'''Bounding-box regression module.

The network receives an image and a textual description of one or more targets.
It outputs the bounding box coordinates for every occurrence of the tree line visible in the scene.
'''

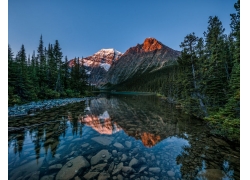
[8,36,90,106]
[114,0,240,141]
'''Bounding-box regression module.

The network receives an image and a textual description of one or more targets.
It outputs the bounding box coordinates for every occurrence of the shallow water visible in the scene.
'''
[8,94,240,180]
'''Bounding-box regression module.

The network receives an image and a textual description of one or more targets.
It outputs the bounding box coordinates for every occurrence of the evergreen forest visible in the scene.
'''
[8,36,90,106]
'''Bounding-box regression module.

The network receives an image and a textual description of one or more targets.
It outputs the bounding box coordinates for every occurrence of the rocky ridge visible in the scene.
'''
[68,37,180,87]
[69,48,122,85]
[98,37,181,86]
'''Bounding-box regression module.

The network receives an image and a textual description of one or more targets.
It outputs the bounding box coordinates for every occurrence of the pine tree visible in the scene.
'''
[37,35,47,89]
[202,16,228,109]
[8,45,20,104]
[15,45,35,101]
[62,56,70,91]
[53,40,63,92]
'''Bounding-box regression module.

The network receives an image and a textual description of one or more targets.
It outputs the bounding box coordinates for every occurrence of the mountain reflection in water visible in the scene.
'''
[8,94,240,180]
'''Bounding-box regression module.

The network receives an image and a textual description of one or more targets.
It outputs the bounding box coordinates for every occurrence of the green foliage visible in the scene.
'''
[8,36,90,106]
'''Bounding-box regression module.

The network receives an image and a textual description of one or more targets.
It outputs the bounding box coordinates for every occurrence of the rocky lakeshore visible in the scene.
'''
[8,97,95,118]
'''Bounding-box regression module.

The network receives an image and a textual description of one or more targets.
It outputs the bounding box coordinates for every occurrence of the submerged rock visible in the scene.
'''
[49,164,62,170]
[121,154,128,162]
[117,174,124,180]
[112,162,124,175]
[91,163,107,171]
[129,158,138,167]
[113,142,124,149]
[83,171,100,180]
[108,162,114,173]
[55,156,90,180]
[91,150,111,165]
[149,167,161,173]
[125,141,132,148]
[98,172,110,180]
[91,136,114,146]
[40,175,55,180]
[167,170,175,177]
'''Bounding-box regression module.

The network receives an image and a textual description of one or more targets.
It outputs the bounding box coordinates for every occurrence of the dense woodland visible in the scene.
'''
[112,1,240,142]
[8,37,90,106]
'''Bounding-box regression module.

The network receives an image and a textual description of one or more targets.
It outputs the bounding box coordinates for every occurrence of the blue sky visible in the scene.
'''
[8,0,237,60]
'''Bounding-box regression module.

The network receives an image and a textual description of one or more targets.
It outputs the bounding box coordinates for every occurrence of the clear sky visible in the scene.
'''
[8,0,237,60]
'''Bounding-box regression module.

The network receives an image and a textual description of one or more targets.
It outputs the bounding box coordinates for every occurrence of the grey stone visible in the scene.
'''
[40,175,55,180]
[130,175,136,179]
[113,142,124,149]
[91,150,111,165]
[82,143,89,148]
[139,166,147,173]
[121,154,128,162]
[74,176,81,180]
[56,156,90,180]
[91,163,107,171]
[122,166,134,173]
[112,150,118,156]
[108,162,114,173]
[49,164,62,170]
[91,136,114,146]
[83,172,100,180]
[125,141,132,148]
[129,158,138,167]
[117,174,124,180]
[98,172,110,180]
[149,167,161,173]
[167,170,175,177]
[112,162,123,175]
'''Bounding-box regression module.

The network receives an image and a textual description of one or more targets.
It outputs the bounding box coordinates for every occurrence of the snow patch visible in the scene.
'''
[100,63,111,71]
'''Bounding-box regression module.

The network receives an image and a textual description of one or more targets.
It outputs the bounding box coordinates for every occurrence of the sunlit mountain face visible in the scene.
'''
[8,94,239,180]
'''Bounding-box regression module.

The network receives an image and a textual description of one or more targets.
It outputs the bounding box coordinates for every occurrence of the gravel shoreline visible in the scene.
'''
[8,97,94,118]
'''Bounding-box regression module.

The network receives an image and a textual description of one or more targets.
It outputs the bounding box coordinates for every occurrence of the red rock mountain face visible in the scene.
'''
[124,37,164,55]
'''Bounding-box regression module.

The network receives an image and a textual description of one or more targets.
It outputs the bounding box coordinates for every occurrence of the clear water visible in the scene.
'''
[8,94,240,180]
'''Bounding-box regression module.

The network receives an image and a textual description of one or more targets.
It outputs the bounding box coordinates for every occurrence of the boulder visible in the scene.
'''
[55,156,90,180]
[91,150,111,165]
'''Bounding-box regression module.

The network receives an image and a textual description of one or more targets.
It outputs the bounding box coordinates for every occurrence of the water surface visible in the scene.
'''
[8,94,240,180]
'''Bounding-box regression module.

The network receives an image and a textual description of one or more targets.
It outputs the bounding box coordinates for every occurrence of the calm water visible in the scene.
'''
[8,94,240,180]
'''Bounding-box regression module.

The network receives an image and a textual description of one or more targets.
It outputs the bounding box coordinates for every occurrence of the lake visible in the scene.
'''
[8,94,240,180]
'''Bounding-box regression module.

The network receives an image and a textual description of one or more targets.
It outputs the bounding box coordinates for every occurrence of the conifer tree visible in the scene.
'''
[37,35,47,89]
[202,16,228,109]
[53,40,63,92]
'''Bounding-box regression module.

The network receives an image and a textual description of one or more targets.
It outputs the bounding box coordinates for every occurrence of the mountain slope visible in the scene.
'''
[69,48,122,85]
[98,37,181,86]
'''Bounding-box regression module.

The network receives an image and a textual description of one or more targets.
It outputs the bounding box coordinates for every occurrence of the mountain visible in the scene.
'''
[98,37,181,87]
[69,48,123,85]
[69,37,180,87]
